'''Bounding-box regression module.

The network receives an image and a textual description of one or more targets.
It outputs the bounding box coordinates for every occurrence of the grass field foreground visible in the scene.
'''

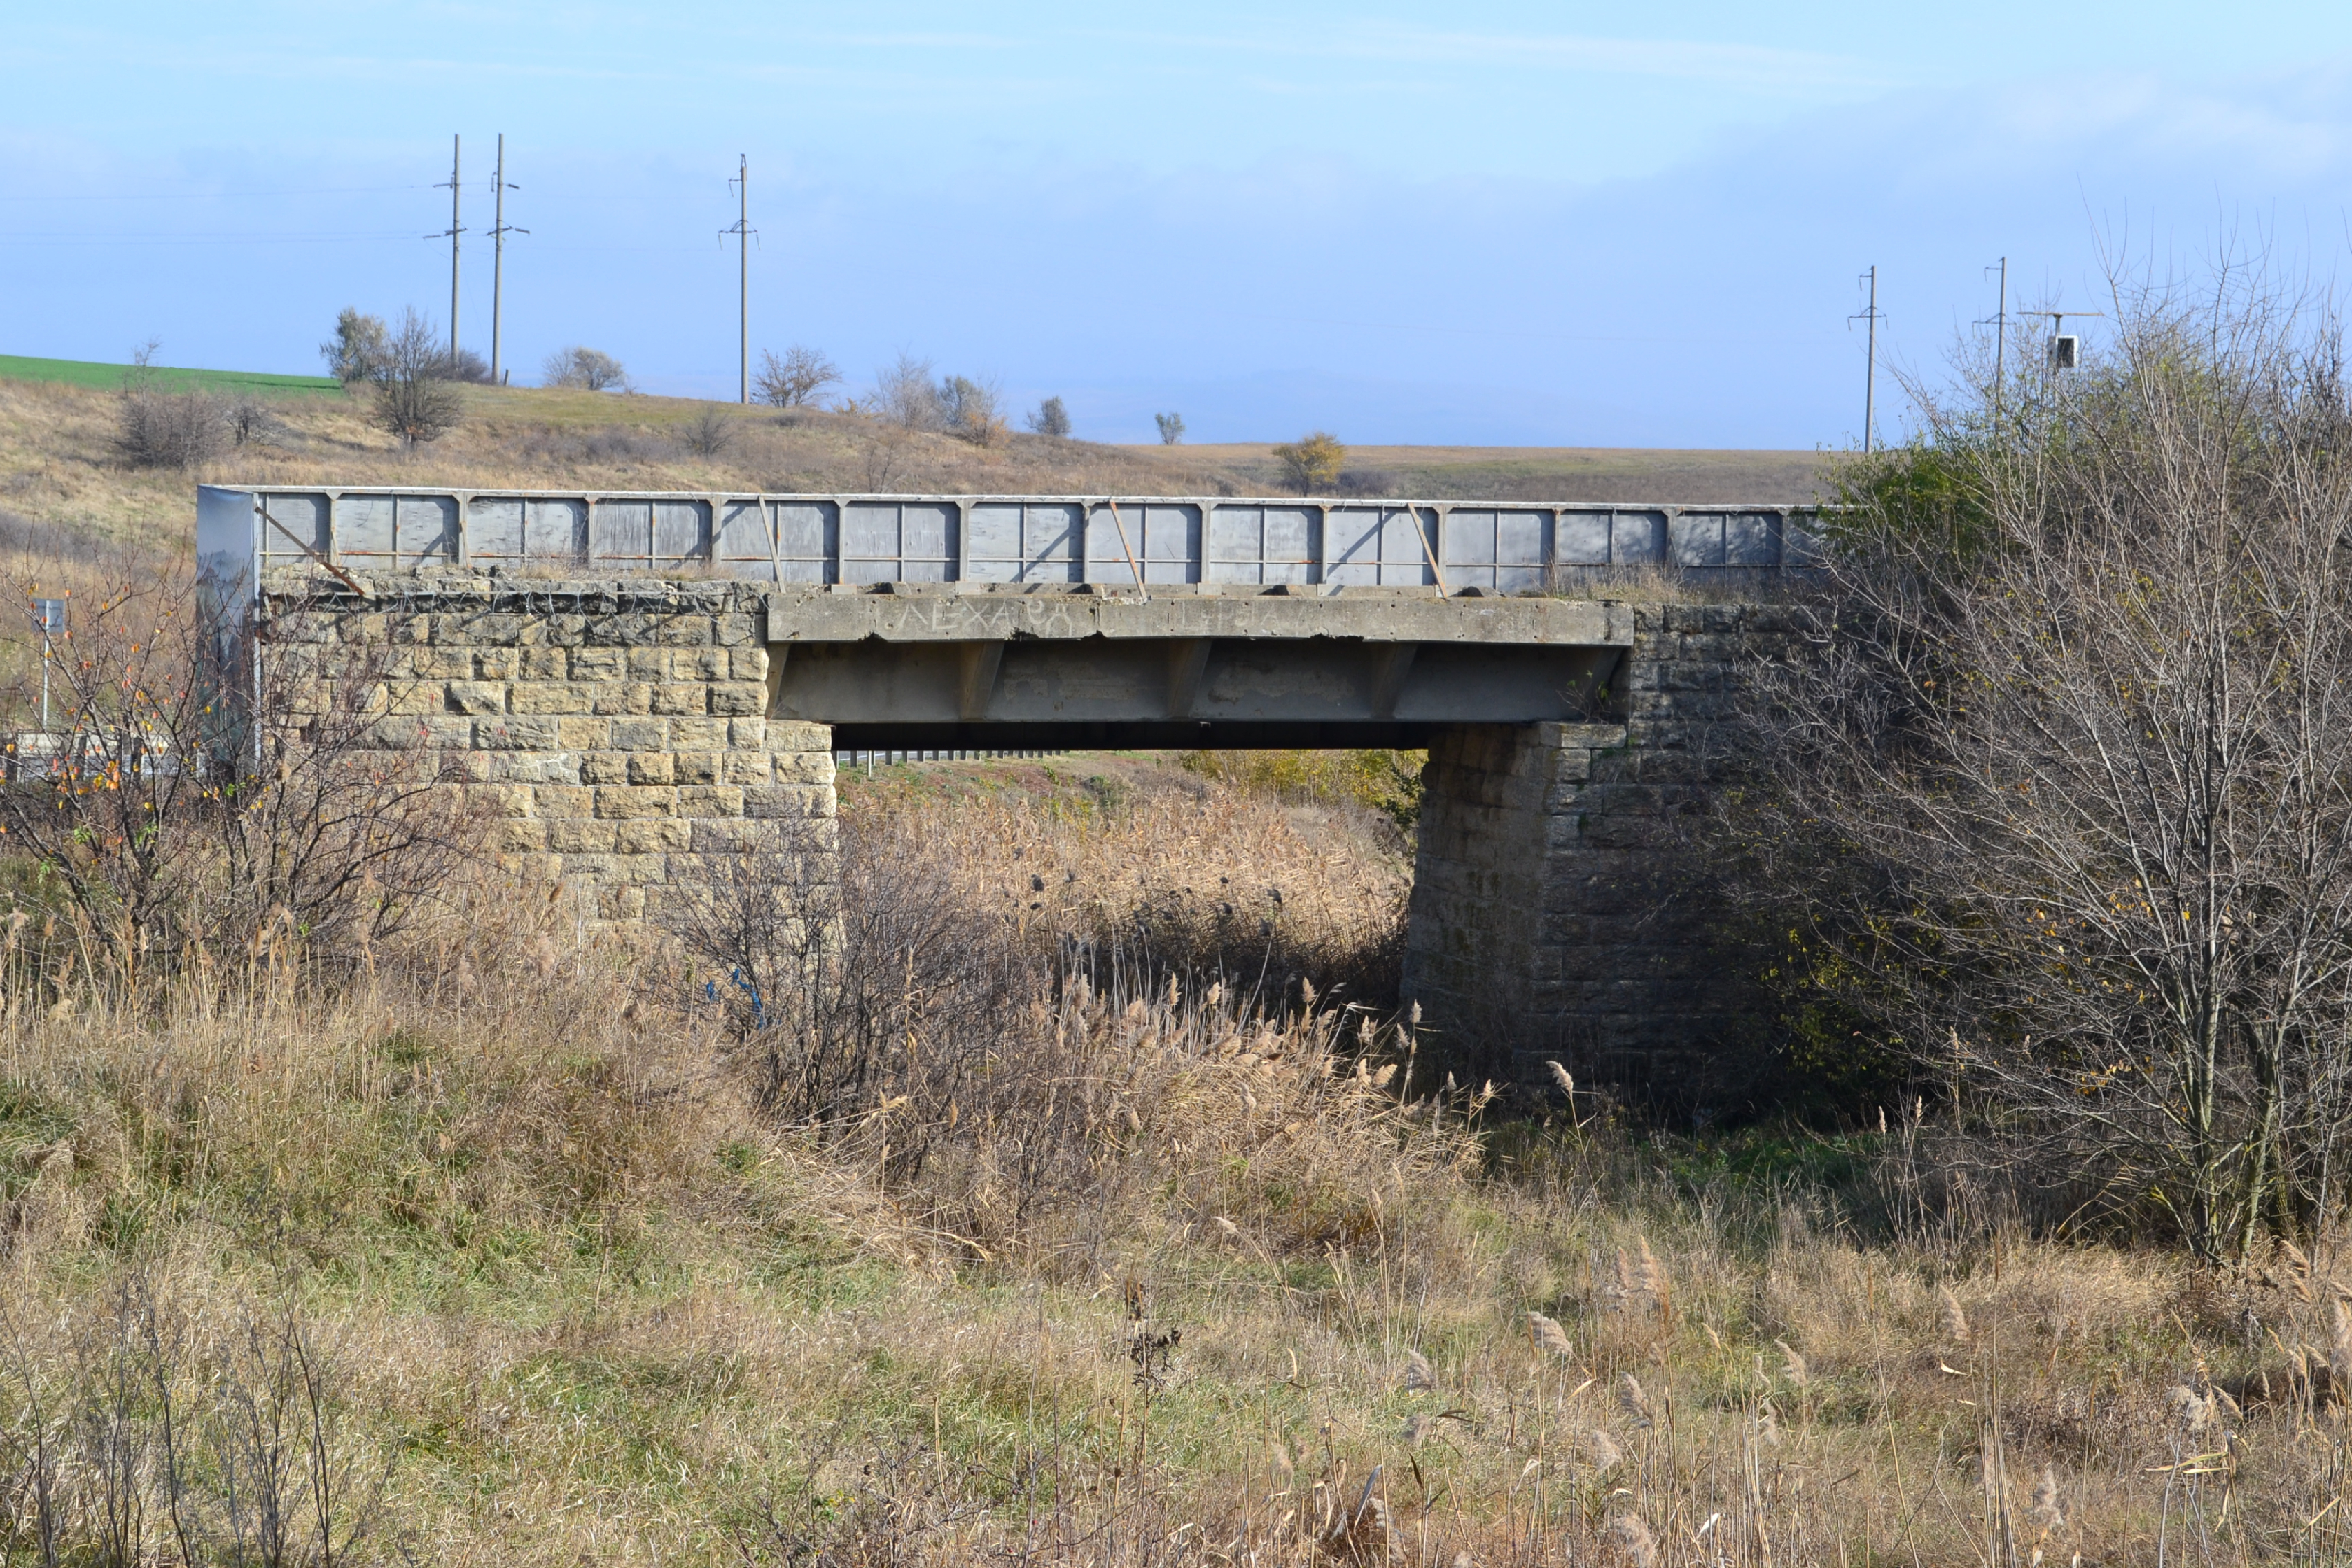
[0,756,2344,1566]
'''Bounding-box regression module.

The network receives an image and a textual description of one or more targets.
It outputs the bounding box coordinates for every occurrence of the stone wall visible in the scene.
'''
[270,574,835,920]
[1403,602,1805,1099]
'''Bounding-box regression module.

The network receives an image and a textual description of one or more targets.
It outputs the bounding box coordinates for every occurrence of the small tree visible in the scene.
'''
[318,310,388,384]
[1272,431,1344,494]
[1154,411,1185,445]
[1027,396,1072,439]
[540,346,627,391]
[873,353,941,431]
[939,376,1007,446]
[755,346,842,408]
[436,346,492,384]
[370,309,462,446]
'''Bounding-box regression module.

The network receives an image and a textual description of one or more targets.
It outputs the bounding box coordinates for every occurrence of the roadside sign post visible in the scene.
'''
[32,597,65,732]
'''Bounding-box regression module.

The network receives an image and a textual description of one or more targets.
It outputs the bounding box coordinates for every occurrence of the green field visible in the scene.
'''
[0,352,342,399]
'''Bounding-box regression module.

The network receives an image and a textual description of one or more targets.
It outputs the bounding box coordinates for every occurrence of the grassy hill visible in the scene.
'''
[0,352,341,399]
[0,367,1832,552]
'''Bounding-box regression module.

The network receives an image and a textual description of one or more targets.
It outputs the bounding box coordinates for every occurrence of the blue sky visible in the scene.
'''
[7,3,2352,446]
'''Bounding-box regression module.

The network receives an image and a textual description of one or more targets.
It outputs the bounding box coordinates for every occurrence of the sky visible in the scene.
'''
[7,3,2352,447]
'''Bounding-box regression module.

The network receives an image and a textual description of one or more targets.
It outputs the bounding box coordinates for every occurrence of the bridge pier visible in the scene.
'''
[1401,604,1796,1099]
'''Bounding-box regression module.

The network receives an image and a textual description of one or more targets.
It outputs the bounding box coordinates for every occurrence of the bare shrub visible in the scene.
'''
[369,309,462,446]
[0,564,480,985]
[676,403,734,457]
[227,396,291,448]
[115,343,225,471]
[541,345,627,391]
[666,798,1434,1263]
[873,352,941,431]
[1732,274,2352,1258]
[856,425,911,490]
[0,1276,388,1568]
[754,345,841,408]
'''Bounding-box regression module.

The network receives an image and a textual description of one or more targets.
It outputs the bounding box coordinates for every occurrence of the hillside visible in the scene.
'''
[0,370,1830,551]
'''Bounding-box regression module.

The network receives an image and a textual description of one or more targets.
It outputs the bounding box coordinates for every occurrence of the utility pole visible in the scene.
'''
[489,135,526,385]
[722,155,756,403]
[1850,266,1884,454]
[1980,257,2009,424]
[430,135,465,361]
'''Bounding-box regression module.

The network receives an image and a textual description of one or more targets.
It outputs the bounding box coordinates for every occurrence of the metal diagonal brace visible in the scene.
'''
[260,502,370,598]
[1103,498,1147,599]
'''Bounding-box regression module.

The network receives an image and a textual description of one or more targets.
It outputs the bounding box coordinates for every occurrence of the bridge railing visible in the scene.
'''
[199,486,1819,597]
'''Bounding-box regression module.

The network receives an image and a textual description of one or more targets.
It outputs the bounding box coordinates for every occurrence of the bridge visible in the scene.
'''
[199,485,1814,1083]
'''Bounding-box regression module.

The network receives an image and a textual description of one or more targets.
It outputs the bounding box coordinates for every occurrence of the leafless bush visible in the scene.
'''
[0,564,480,988]
[1730,271,2352,1258]
[541,345,627,392]
[115,344,225,470]
[369,309,462,446]
[873,352,941,431]
[856,425,911,490]
[0,1276,387,1568]
[755,345,840,408]
[228,396,292,448]
[676,403,734,457]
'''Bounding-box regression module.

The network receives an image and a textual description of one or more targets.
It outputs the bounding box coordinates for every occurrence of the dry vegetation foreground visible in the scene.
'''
[0,754,2344,1567]
[0,372,1827,550]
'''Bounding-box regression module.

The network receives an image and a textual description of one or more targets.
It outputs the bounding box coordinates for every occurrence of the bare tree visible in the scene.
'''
[1732,275,2352,1258]
[541,345,627,391]
[1027,395,1072,439]
[755,345,841,408]
[369,309,462,446]
[873,352,941,431]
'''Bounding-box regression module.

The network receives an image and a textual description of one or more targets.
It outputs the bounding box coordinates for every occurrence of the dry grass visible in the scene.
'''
[1,757,2346,1565]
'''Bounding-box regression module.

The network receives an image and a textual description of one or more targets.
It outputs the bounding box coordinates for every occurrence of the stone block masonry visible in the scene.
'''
[1403,601,1810,1099]
[267,573,835,921]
